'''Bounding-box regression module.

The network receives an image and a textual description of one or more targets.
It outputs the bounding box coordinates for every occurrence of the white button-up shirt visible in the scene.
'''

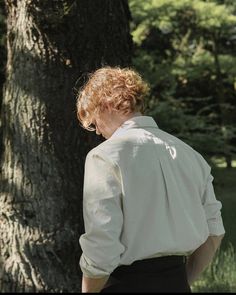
[79,116,225,278]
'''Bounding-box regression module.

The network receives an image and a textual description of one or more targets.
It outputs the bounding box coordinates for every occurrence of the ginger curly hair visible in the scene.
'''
[76,66,150,131]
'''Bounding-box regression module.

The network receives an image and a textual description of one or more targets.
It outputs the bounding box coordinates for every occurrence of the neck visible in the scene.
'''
[117,111,142,127]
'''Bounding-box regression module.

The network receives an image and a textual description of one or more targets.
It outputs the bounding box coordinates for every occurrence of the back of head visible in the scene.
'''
[76,66,150,131]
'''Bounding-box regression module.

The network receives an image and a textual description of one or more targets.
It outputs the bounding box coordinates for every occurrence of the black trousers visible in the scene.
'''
[101,255,191,293]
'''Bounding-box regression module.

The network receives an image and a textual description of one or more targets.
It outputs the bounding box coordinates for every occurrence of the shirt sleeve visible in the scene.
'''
[202,172,225,236]
[79,149,125,278]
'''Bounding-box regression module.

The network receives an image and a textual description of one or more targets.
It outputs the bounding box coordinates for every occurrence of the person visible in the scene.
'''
[76,66,225,293]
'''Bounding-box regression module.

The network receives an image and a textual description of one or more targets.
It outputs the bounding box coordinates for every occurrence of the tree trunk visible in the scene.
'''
[0,0,132,292]
[0,1,7,159]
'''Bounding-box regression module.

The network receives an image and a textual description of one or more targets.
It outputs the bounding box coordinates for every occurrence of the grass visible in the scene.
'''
[191,158,236,292]
[192,243,236,292]
[212,165,236,250]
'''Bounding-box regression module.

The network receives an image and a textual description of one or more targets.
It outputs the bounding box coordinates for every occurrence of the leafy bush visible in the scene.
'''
[129,0,236,165]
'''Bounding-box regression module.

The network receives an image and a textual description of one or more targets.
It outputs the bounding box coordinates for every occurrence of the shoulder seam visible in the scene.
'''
[89,147,119,169]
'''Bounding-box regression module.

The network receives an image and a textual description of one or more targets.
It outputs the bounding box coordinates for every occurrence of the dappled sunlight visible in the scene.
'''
[144,131,177,160]
[211,156,236,168]
[163,141,177,159]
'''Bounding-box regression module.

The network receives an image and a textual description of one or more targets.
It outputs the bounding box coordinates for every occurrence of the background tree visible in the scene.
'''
[129,0,236,166]
[0,0,132,292]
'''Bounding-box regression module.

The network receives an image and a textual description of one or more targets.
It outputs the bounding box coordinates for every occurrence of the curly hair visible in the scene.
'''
[76,66,150,131]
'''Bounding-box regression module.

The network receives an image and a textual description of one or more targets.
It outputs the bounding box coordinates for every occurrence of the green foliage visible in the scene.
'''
[130,0,236,40]
[145,99,229,160]
[129,0,236,163]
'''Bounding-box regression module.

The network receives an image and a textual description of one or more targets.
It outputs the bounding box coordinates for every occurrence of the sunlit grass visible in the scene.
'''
[211,156,236,168]
[192,243,236,292]
[191,159,236,292]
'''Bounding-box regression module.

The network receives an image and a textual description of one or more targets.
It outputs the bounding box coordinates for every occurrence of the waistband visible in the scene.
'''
[111,255,186,279]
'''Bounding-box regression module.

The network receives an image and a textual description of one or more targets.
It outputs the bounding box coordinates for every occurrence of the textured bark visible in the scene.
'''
[0,0,132,292]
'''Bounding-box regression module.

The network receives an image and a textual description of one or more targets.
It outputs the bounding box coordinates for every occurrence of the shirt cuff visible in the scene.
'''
[79,254,112,278]
[208,217,225,236]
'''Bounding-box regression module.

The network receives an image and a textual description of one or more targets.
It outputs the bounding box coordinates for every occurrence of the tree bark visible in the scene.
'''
[0,0,132,292]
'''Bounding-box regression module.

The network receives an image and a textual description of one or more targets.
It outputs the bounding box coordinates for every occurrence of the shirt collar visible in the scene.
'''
[110,115,159,139]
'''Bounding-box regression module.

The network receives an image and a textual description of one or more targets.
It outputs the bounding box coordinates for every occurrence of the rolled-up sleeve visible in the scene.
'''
[202,173,225,236]
[79,149,125,278]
